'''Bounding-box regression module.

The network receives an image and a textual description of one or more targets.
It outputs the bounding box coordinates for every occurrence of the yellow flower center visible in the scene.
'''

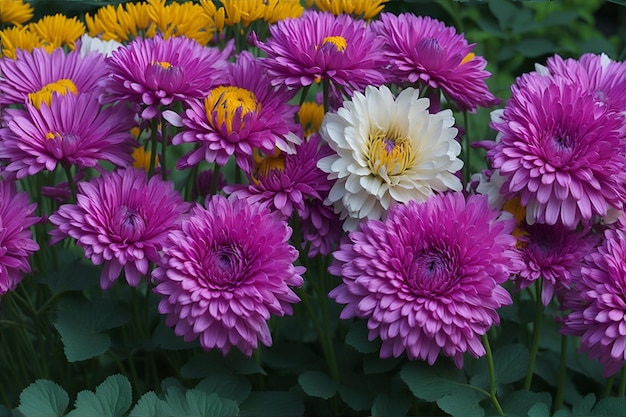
[45,131,60,140]
[132,146,158,171]
[460,52,475,65]
[28,79,77,109]
[320,35,347,52]
[366,130,414,181]
[251,148,285,184]
[152,60,172,70]
[298,102,324,137]
[204,86,261,134]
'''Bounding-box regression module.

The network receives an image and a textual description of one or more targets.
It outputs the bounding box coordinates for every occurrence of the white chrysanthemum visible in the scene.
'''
[79,34,122,58]
[317,85,463,231]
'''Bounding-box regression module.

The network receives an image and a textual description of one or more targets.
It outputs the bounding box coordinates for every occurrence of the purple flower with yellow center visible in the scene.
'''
[101,34,234,120]
[253,11,386,95]
[0,180,40,296]
[371,13,499,112]
[329,192,520,367]
[488,73,626,228]
[560,227,626,377]
[167,51,301,173]
[49,168,189,290]
[0,47,107,107]
[152,195,305,356]
[0,92,137,178]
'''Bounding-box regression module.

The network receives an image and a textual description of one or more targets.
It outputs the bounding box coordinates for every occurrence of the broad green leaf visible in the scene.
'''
[195,374,252,405]
[501,390,551,417]
[239,391,304,417]
[185,391,239,417]
[67,375,132,417]
[572,393,595,416]
[18,380,69,417]
[493,344,529,384]
[298,371,337,400]
[515,38,558,58]
[338,374,377,411]
[0,405,9,417]
[363,354,403,375]
[527,402,550,417]
[371,391,412,417]
[436,390,485,417]
[345,320,380,354]
[592,397,626,417]
[488,0,517,29]
[129,391,173,417]
[400,361,471,402]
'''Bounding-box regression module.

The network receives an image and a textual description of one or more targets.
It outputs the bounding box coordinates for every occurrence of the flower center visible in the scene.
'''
[111,206,146,242]
[408,250,454,296]
[28,79,77,109]
[319,35,347,52]
[366,130,414,181]
[204,86,261,134]
[152,60,172,70]
[252,148,285,183]
[209,245,247,287]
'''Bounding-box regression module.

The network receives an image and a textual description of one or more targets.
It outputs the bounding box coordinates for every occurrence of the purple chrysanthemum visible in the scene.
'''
[152,195,305,356]
[49,168,189,290]
[167,51,301,173]
[329,192,520,367]
[101,35,233,119]
[0,92,137,177]
[515,222,599,306]
[371,13,499,112]
[0,180,40,296]
[488,73,626,228]
[0,47,107,106]
[560,228,626,377]
[254,11,386,95]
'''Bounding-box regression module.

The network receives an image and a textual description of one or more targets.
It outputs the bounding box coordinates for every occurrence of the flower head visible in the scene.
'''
[0,180,40,296]
[152,195,304,356]
[329,192,519,367]
[169,51,301,173]
[0,0,33,26]
[101,34,233,119]
[317,85,463,231]
[488,73,626,228]
[309,0,389,20]
[29,13,85,50]
[254,11,386,95]
[371,13,499,112]
[49,168,189,290]
[0,92,137,177]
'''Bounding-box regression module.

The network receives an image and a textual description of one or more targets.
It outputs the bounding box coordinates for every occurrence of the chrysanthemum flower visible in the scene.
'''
[298,101,325,138]
[101,34,233,120]
[219,0,304,27]
[0,25,47,59]
[0,46,108,106]
[254,11,386,95]
[560,228,626,377]
[317,85,463,231]
[329,192,520,367]
[0,92,137,177]
[78,34,122,58]
[28,13,85,50]
[49,168,189,290]
[0,0,33,26]
[146,0,214,44]
[0,180,40,296]
[371,13,499,112]
[85,2,153,43]
[308,0,389,20]
[152,195,305,356]
[488,73,626,228]
[168,51,301,173]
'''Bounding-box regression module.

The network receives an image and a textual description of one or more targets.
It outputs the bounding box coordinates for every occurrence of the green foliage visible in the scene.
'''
[17,380,69,417]
[66,375,132,417]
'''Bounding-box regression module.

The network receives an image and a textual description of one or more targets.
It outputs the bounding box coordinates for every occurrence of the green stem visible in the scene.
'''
[619,365,626,397]
[184,164,200,202]
[62,163,77,203]
[524,279,544,391]
[554,335,568,412]
[210,163,221,195]
[322,79,330,113]
[148,121,159,178]
[482,333,505,417]
[604,374,616,398]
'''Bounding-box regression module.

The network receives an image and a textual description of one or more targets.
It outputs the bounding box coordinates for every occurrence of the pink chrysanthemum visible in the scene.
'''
[488,73,626,228]
[254,11,386,95]
[225,134,333,218]
[152,195,305,356]
[329,192,520,367]
[0,180,40,296]
[167,51,301,173]
[0,92,137,177]
[49,168,189,290]
[101,35,233,120]
[515,222,599,306]
[560,228,626,377]
[371,13,499,112]
[0,47,107,107]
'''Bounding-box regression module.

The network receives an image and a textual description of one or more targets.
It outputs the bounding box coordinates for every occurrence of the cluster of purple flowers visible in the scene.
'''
[1,3,625,378]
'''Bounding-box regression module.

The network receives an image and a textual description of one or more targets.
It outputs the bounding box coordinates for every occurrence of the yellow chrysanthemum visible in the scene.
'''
[147,0,214,44]
[85,2,153,43]
[0,0,33,26]
[199,0,226,34]
[132,146,159,172]
[298,101,325,137]
[218,0,301,27]
[311,0,389,20]
[262,0,304,24]
[0,25,50,59]
[29,14,85,50]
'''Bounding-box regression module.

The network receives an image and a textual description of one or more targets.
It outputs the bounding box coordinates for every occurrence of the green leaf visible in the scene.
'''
[540,11,578,26]
[149,316,199,351]
[400,361,471,402]
[54,295,131,362]
[0,405,9,417]
[298,371,337,400]
[363,354,403,375]
[338,373,376,411]
[239,391,304,417]
[592,397,626,417]
[18,380,69,417]
[436,390,485,417]
[488,0,517,29]
[515,38,558,58]
[129,391,173,417]
[572,393,595,416]
[345,320,380,354]
[195,374,252,405]
[37,255,100,294]
[501,390,551,417]
[185,391,239,417]
[493,344,529,384]
[67,375,132,417]
[371,391,412,417]
[527,402,550,417]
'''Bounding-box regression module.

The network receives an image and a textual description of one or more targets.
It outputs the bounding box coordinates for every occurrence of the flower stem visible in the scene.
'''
[603,374,616,398]
[482,333,505,417]
[619,365,626,397]
[148,121,159,178]
[322,79,330,113]
[524,279,544,390]
[62,163,77,203]
[554,335,568,412]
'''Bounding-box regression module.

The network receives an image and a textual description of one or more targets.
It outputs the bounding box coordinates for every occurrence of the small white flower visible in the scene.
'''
[79,34,122,58]
[317,85,463,231]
